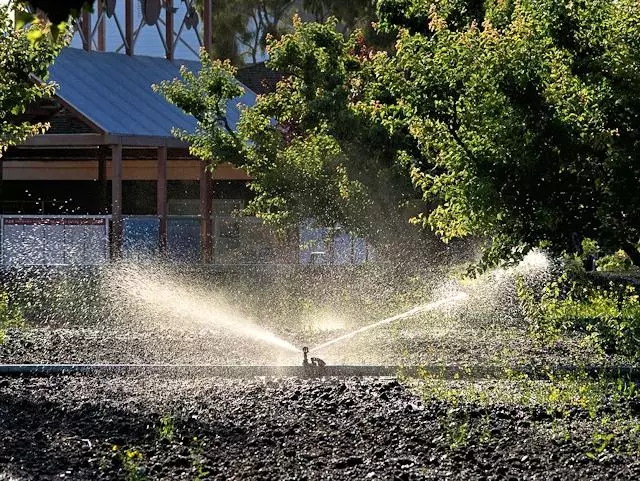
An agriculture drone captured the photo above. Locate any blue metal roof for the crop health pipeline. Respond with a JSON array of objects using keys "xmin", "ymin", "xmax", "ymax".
[{"xmin": 48, "ymin": 48, "xmax": 256, "ymax": 139}]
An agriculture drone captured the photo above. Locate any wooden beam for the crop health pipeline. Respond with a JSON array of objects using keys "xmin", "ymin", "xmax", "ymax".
[
  {"xmin": 157, "ymin": 146, "xmax": 168, "ymax": 257},
  {"xmin": 199, "ymin": 159, "xmax": 213, "ymax": 263},
  {"xmin": 165, "ymin": 0, "xmax": 174, "ymax": 60},
  {"xmin": 98, "ymin": 146, "xmax": 108, "ymax": 213},
  {"xmin": 22, "ymin": 134, "xmax": 109, "ymax": 147},
  {"xmin": 125, "ymin": 0, "xmax": 134, "ymax": 56},
  {"xmin": 20, "ymin": 134, "xmax": 188, "ymax": 149},
  {"xmin": 108, "ymin": 135, "xmax": 188, "ymax": 148},
  {"xmin": 111, "ymin": 144, "xmax": 123, "ymax": 258},
  {"xmin": 203, "ymin": 0, "xmax": 212, "ymax": 55},
  {"xmin": 97, "ymin": 0, "xmax": 106, "ymax": 51},
  {"xmin": 81, "ymin": 10, "xmax": 91, "ymax": 51}
]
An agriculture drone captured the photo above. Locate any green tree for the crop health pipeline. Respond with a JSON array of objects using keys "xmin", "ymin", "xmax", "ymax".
[
  {"xmin": 20, "ymin": 1, "xmax": 93, "ymax": 25},
  {"xmin": 236, "ymin": 17, "xmax": 415, "ymax": 236},
  {"xmin": 205, "ymin": 0, "xmax": 379, "ymax": 65},
  {"xmin": 0, "ymin": 3, "xmax": 61, "ymax": 155},
  {"xmin": 374, "ymin": 0, "xmax": 640, "ymax": 268},
  {"xmin": 163, "ymin": 0, "xmax": 640, "ymax": 269},
  {"xmin": 157, "ymin": 18, "xmax": 416, "ymax": 241}
]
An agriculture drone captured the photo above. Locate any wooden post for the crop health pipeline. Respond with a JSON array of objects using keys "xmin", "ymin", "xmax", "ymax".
[
  {"xmin": 97, "ymin": 0, "xmax": 106, "ymax": 51},
  {"xmin": 165, "ymin": 0, "xmax": 174, "ymax": 60},
  {"xmin": 97, "ymin": 146, "xmax": 107, "ymax": 212},
  {"xmin": 199, "ymin": 160, "xmax": 213, "ymax": 263},
  {"xmin": 125, "ymin": 0, "xmax": 134, "ymax": 56},
  {"xmin": 81, "ymin": 10, "xmax": 91, "ymax": 51},
  {"xmin": 203, "ymin": 0, "xmax": 212, "ymax": 55},
  {"xmin": 111, "ymin": 144, "xmax": 123, "ymax": 258},
  {"xmin": 157, "ymin": 146, "xmax": 168, "ymax": 257}
]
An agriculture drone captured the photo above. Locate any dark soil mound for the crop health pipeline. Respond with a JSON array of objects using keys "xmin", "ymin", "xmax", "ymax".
[{"xmin": 0, "ymin": 376, "xmax": 638, "ymax": 480}]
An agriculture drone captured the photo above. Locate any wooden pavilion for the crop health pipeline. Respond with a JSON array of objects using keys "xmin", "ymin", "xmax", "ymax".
[{"xmin": 1, "ymin": 1, "xmax": 258, "ymax": 263}]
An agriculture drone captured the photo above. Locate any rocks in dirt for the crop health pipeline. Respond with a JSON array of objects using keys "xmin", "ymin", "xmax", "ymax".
[
  {"xmin": 0, "ymin": 376, "xmax": 638, "ymax": 480},
  {"xmin": 0, "ymin": 323, "xmax": 611, "ymax": 367}
]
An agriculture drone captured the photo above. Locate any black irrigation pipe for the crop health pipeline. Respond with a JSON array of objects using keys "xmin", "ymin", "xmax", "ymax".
[{"xmin": 0, "ymin": 364, "xmax": 639, "ymax": 380}]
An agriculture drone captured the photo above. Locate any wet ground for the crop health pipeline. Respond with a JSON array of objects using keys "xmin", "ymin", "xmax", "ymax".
[
  {"xmin": 0, "ymin": 318, "xmax": 604, "ymax": 367},
  {"xmin": 1, "ymin": 375, "xmax": 638, "ymax": 480}
]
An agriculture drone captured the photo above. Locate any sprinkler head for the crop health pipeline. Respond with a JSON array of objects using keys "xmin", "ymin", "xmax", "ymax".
[
  {"xmin": 302, "ymin": 347, "xmax": 309, "ymax": 366},
  {"xmin": 310, "ymin": 357, "xmax": 326, "ymax": 368}
]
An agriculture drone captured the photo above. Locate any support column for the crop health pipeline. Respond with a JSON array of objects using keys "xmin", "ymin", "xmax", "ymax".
[
  {"xmin": 125, "ymin": 0, "xmax": 134, "ymax": 56},
  {"xmin": 165, "ymin": 0, "xmax": 174, "ymax": 60},
  {"xmin": 97, "ymin": 146, "xmax": 108, "ymax": 213},
  {"xmin": 157, "ymin": 146, "xmax": 168, "ymax": 257},
  {"xmin": 111, "ymin": 144, "xmax": 123, "ymax": 258},
  {"xmin": 203, "ymin": 0, "xmax": 212, "ymax": 55},
  {"xmin": 97, "ymin": 0, "xmax": 106, "ymax": 51},
  {"xmin": 199, "ymin": 160, "xmax": 213, "ymax": 263},
  {"xmin": 81, "ymin": 10, "xmax": 91, "ymax": 51}
]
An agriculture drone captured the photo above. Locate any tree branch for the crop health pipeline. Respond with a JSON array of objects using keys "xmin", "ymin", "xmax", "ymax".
[
  {"xmin": 446, "ymin": 98, "xmax": 479, "ymax": 164},
  {"xmin": 622, "ymin": 241, "xmax": 640, "ymax": 267}
]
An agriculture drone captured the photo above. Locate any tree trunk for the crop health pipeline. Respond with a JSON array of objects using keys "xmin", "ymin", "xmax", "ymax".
[{"xmin": 622, "ymin": 241, "xmax": 640, "ymax": 267}]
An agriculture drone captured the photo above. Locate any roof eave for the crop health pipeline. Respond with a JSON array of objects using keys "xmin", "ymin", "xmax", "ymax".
[{"xmin": 21, "ymin": 133, "xmax": 189, "ymax": 149}]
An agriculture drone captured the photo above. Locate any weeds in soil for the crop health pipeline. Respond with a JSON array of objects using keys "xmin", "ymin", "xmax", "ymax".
[
  {"xmin": 586, "ymin": 431, "xmax": 615, "ymax": 459},
  {"xmin": 112, "ymin": 445, "xmax": 147, "ymax": 481},
  {"xmin": 442, "ymin": 410, "xmax": 471, "ymax": 450},
  {"xmin": 158, "ymin": 414, "xmax": 176, "ymax": 442},
  {"xmin": 0, "ymin": 291, "xmax": 25, "ymax": 344},
  {"xmin": 413, "ymin": 364, "xmax": 640, "ymax": 459},
  {"xmin": 517, "ymin": 272, "xmax": 640, "ymax": 360},
  {"xmin": 154, "ymin": 416, "xmax": 210, "ymax": 479},
  {"xmin": 190, "ymin": 436, "xmax": 210, "ymax": 481}
]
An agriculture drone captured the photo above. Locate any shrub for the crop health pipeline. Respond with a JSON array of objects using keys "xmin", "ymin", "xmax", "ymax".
[
  {"xmin": 518, "ymin": 274, "xmax": 640, "ymax": 359},
  {"xmin": 0, "ymin": 291, "xmax": 24, "ymax": 343}
]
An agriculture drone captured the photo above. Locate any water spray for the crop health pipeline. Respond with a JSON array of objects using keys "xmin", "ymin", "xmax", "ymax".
[{"xmin": 309, "ymin": 292, "xmax": 469, "ymax": 354}]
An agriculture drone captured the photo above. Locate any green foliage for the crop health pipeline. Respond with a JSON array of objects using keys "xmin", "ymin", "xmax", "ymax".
[
  {"xmin": 518, "ymin": 274, "xmax": 640, "ymax": 359},
  {"xmin": 160, "ymin": 19, "xmax": 416, "ymax": 238},
  {"xmin": 112, "ymin": 445, "xmax": 147, "ymax": 481},
  {"xmin": 0, "ymin": 3, "xmax": 62, "ymax": 154},
  {"xmin": 0, "ymin": 291, "xmax": 24, "ymax": 343},
  {"xmin": 442, "ymin": 409, "xmax": 471, "ymax": 450},
  {"xmin": 240, "ymin": 18, "xmax": 418, "ymax": 236},
  {"xmin": 376, "ymin": 0, "xmax": 640, "ymax": 267},
  {"xmin": 190, "ymin": 436, "xmax": 210, "ymax": 481},
  {"xmin": 206, "ymin": 0, "xmax": 379, "ymax": 64},
  {"xmin": 166, "ymin": 0, "xmax": 640, "ymax": 267},
  {"xmin": 586, "ymin": 431, "xmax": 615, "ymax": 459},
  {"xmin": 597, "ymin": 251, "xmax": 635, "ymax": 273},
  {"xmin": 158, "ymin": 414, "xmax": 176, "ymax": 442},
  {"xmin": 418, "ymin": 368, "xmax": 640, "ymax": 458},
  {"xmin": 153, "ymin": 51, "xmax": 246, "ymax": 167}
]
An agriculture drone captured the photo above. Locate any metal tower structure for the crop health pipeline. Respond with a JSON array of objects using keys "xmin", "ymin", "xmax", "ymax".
[{"xmin": 74, "ymin": 0, "xmax": 212, "ymax": 59}]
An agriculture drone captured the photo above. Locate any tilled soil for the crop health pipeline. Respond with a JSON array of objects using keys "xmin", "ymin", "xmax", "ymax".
[
  {"xmin": 1, "ymin": 376, "xmax": 638, "ymax": 480},
  {"xmin": 0, "ymin": 324, "xmax": 602, "ymax": 367}
]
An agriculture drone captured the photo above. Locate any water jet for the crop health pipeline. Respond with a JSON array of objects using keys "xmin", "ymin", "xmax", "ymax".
[{"xmin": 309, "ymin": 292, "xmax": 469, "ymax": 354}]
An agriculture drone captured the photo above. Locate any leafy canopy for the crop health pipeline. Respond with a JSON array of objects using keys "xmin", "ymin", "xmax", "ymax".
[
  {"xmin": 206, "ymin": 0, "xmax": 381, "ymax": 65},
  {"xmin": 0, "ymin": 3, "xmax": 62, "ymax": 155},
  {"xmin": 159, "ymin": 18, "xmax": 416, "ymax": 238},
  {"xmin": 161, "ymin": 0, "xmax": 640, "ymax": 268},
  {"xmin": 376, "ymin": 0, "xmax": 640, "ymax": 268}
]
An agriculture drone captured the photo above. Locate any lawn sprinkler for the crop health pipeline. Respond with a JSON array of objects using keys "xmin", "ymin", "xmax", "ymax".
[{"xmin": 302, "ymin": 347, "xmax": 326, "ymax": 376}]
